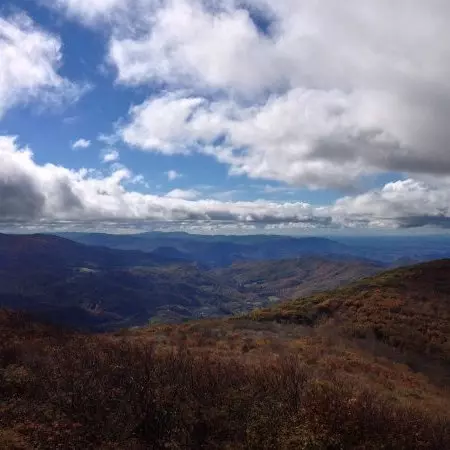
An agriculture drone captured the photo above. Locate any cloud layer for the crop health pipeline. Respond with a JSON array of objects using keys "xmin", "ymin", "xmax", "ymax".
[
  {"xmin": 105, "ymin": 0, "xmax": 450, "ymax": 189},
  {"xmin": 3, "ymin": 1, "xmax": 450, "ymax": 231},
  {"xmin": 1, "ymin": 135, "xmax": 450, "ymax": 229},
  {"xmin": 0, "ymin": 135, "xmax": 316, "ymax": 224}
]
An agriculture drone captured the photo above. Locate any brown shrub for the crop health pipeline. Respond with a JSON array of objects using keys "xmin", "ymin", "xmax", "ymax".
[{"xmin": 1, "ymin": 331, "xmax": 449, "ymax": 450}]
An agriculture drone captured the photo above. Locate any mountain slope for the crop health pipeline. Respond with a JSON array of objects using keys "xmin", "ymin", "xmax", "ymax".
[
  {"xmin": 212, "ymin": 257, "xmax": 382, "ymax": 302},
  {"xmin": 0, "ymin": 234, "xmax": 380, "ymax": 330},
  {"xmin": 251, "ymin": 259, "xmax": 450, "ymax": 364},
  {"xmin": 0, "ymin": 233, "xmax": 186, "ymax": 270},
  {"xmin": 2, "ymin": 260, "xmax": 450, "ymax": 449},
  {"xmin": 1, "ymin": 308, "xmax": 449, "ymax": 449}
]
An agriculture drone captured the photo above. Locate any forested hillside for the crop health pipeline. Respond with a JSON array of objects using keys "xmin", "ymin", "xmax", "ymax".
[{"xmin": 1, "ymin": 260, "xmax": 450, "ymax": 448}]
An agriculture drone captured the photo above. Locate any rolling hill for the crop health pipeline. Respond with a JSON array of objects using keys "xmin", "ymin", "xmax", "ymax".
[
  {"xmin": 250, "ymin": 259, "xmax": 450, "ymax": 367},
  {"xmin": 0, "ymin": 233, "xmax": 381, "ymax": 329},
  {"xmin": 212, "ymin": 257, "xmax": 382, "ymax": 301},
  {"xmin": 1, "ymin": 259, "xmax": 450, "ymax": 448}
]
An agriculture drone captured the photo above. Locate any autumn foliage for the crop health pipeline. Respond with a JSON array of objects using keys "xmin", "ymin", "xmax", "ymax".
[{"xmin": 1, "ymin": 309, "xmax": 450, "ymax": 449}]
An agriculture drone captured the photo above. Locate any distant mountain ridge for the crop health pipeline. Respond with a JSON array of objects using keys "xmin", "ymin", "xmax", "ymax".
[
  {"xmin": 57, "ymin": 231, "xmax": 365, "ymax": 267},
  {"xmin": 0, "ymin": 233, "xmax": 188, "ymax": 269},
  {"xmin": 58, "ymin": 231, "xmax": 450, "ymax": 266},
  {"xmin": 0, "ymin": 233, "xmax": 380, "ymax": 330}
]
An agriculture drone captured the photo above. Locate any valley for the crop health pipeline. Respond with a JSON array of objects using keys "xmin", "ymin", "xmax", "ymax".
[{"xmin": 0, "ymin": 233, "xmax": 382, "ymax": 329}]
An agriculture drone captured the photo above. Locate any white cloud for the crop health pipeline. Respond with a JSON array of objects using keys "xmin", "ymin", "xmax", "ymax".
[
  {"xmin": 122, "ymin": 94, "xmax": 205, "ymax": 154},
  {"xmin": 72, "ymin": 138, "xmax": 91, "ymax": 149},
  {"xmin": 32, "ymin": 0, "xmax": 450, "ymax": 228},
  {"xmin": 109, "ymin": 0, "xmax": 281, "ymax": 94},
  {"xmin": 121, "ymin": 89, "xmax": 386, "ymax": 189},
  {"xmin": 331, "ymin": 179, "xmax": 450, "ymax": 228},
  {"xmin": 1, "ymin": 135, "xmax": 450, "ymax": 229},
  {"xmin": 0, "ymin": 135, "xmax": 317, "ymax": 223},
  {"xmin": 166, "ymin": 170, "xmax": 182, "ymax": 181},
  {"xmin": 0, "ymin": 13, "xmax": 83, "ymax": 118},
  {"xmin": 165, "ymin": 189, "xmax": 200, "ymax": 200},
  {"xmin": 43, "ymin": 0, "xmax": 125, "ymax": 24},
  {"xmin": 101, "ymin": 149, "xmax": 120, "ymax": 163},
  {"xmin": 106, "ymin": 0, "xmax": 450, "ymax": 189}
]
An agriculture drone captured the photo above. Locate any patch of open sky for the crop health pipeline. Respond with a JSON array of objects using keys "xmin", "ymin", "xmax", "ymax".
[{"xmin": 243, "ymin": 3, "xmax": 276, "ymax": 38}]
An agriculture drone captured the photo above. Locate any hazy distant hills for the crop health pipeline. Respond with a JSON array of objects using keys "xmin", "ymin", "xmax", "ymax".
[
  {"xmin": 59, "ymin": 231, "xmax": 450, "ymax": 266},
  {"xmin": 0, "ymin": 233, "xmax": 381, "ymax": 330},
  {"xmin": 4, "ymin": 231, "xmax": 450, "ymax": 331},
  {"xmin": 58, "ymin": 232, "xmax": 359, "ymax": 267}
]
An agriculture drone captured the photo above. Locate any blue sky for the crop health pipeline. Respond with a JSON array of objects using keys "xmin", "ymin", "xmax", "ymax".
[
  {"xmin": 1, "ymin": 1, "xmax": 450, "ymax": 233},
  {"xmin": 3, "ymin": 0, "xmax": 349, "ymax": 204}
]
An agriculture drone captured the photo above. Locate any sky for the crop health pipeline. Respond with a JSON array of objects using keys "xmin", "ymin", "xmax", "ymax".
[{"xmin": 1, "ymin": 0, "xmax": 450, "ymax": 234}]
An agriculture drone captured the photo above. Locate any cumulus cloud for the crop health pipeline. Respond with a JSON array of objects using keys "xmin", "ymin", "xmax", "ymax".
[
  {"xmin": 72, "ymin": 138, "xmax": 91, "ymax": 149},
  {"xmin": 31, "ymin": 0, "xmax": 450, "ymax": 230},
  {"xmin": 109, "ymin": 0, "xmax": 281, "ymax": 94},
  {"xmin": 101, "ymin": 149, "xmax": 120, "ymax": 163},
  {"xmin": 1, "ymin": 135, "xmax": 450, "ymax": 229},
  {"xmin": 0, "ymin": 13, "xmax": 83, "ymax": 118},
  {"xmin": 331, "ymin": 179, "xmax": 450, "ymax": 229},
  {"xmin": 121, "ymin": 89, "xmax": 393, "ymax": 189},
  {"xmin": 0, "ymin": 135, "xmax": 319, "ymax": 223},
  {"xmin": 122, "ymin": 94, "xmax": 205, "ymax": 154},
  {"xmin": 103, "ymin": 0, "xmax": 450, "ymax": 189}
]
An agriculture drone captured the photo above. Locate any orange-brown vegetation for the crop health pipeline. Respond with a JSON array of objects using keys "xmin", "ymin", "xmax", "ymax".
[
  {"xmin": 2, "ymin": 261, "xmax": 450, "ymax": 449},
  {"xmin": 0, "ymin": 312, "xmax": 449, "ymax": 449},
  {"xmin": 251, "ymin": 260, "xmax": 450, "ymax": 366}
]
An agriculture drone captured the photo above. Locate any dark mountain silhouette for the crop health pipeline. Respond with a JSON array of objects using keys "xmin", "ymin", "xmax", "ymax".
[
  {"xmin": 0, "ymin": 233, "xmax": 186, "ymax": 270},
  {"xmin": 58, "ymin": 232, "xmax": 359, "ymax": 267},
  {"xmin": 0, "ymin": 233, "xmax": 380, "ymax": 330}
]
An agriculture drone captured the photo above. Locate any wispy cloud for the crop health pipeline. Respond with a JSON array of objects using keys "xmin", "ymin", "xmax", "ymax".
[
  {"xmin": 166, "ymin": 170, "xmax": 182, "ymax": 181},
  {"xmin": 165, "ymin": 189, "xmax": 200, "ymax": 200},
  {"xmin": 101, "ymin": 149, "xmax": 119, "ymax": 163},
  {"xmin": 72, "ymin": 138, "xmax": 91, "ymax": 149}
]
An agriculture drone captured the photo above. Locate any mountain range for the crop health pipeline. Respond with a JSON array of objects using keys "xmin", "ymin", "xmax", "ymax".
[
  {"xmin": 58, "ymin": 231, "xmax": 357, "ymax": 267},
  {"xmin": 0, "ymin": 233, "xmax": 381, "ymax": 329},
  {"xmin": 58, "ymin": 231, "xmax": 450, "ymax": 265},
  {"xmin": 4, "ymin": 231, "xmax": 450, "ymax": 331}
]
